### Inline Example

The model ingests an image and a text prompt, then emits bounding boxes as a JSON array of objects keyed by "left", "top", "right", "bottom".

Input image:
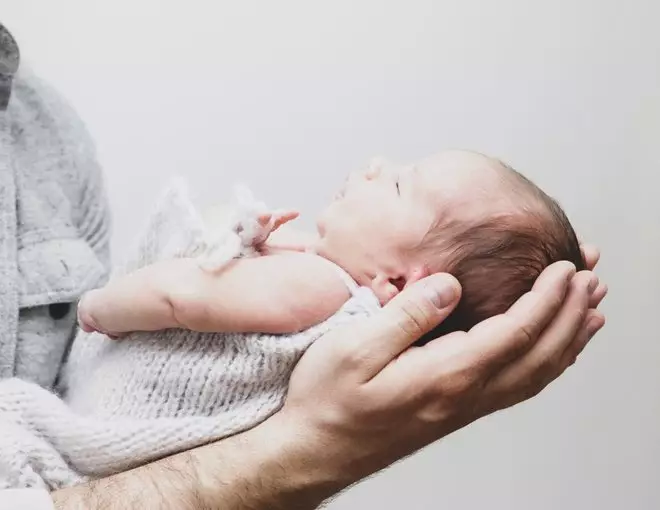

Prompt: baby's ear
[
  {"left": 371, "top": 265, "right": 428, "bottom": 304},
  {"left": 370, "top": 274, "right": 401, "bottom": 305},
  {"left": 403, "top": 265, "right": 429, "bottom": 288}
]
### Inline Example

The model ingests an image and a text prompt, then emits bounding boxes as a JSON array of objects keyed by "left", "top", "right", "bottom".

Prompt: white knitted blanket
[{"left": 0, "top": 181, "right": 380, "bottom": 490}]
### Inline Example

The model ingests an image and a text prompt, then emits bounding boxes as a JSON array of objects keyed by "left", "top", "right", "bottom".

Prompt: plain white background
[{"left": 5, "top": 1, "right": 660, "bottom": 508}]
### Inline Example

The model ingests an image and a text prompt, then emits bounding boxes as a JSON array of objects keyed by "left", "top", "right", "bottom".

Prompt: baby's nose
[{"left": 365, "top": 157, "right": 387, "bottom": 180}]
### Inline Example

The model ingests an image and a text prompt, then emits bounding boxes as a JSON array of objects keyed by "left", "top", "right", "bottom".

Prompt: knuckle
[
  {"left": 396, "top": 300, "right": 432, "bottom": 338},
  {"left": 510, "top": 318, "right": 536, "bottom": 349},
  {"left": 495, "top": 316, "right": 532, "bottom": 358},
  {"left": 433, "top": 367, "right": 480, "bottom": 408},
  {"left": 343, "top": 346, "right": 370, "bottom": 371},
  {"left": 448, "top": 367, "right": 479, "bottom": 396},
  {"left": 573, "top": 303, "right": 587, "bottom": 324},
  {"left": 517, "top": 322, "right": 536, "bottom": 344},
  {"left": 334, "top": 334, "right": 376, "bottom": 372}
]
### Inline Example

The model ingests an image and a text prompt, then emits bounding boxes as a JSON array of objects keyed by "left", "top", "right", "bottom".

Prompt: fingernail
[
  {"left": 588, "top": 275, "right": 599, "bottom": 293},
  {"left": 424, "top": 278, "right": 457, "bottom": 309}
]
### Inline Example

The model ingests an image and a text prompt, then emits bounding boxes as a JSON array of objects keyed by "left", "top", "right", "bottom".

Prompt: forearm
[
  {"left": 79, "top": 253, "right": 349, "bottom": 336},
  {"left": 51, "top": 414, "right": 344, "bottom": 510}
]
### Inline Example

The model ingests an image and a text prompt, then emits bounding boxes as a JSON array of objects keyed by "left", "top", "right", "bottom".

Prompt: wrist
[{"left": 194, "top": 412, "right": 349, "bottom": 509}]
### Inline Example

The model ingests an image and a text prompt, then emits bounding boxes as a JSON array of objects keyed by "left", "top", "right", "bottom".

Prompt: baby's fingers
[
  {"left": 272, "top": 210, "right": 299, "bottom": 230},
  {"left": 257, "top": 210, "right": 299, "bottom": 231},
  {"left": 257, "top": 213, "right": 273, "bottom": 227}
]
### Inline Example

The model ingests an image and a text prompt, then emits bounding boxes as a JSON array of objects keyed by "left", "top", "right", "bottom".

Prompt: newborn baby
[
  {"left": 81, "top": 149, "right": 585, "bottom": 343},
  {"left": 0, "top": 150, "right": 585, "bottom": 489}
]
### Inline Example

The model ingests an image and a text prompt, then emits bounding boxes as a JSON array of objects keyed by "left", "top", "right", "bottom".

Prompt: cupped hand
[{"left": 275, "top": 261, "right": 605, "bottom": 487}]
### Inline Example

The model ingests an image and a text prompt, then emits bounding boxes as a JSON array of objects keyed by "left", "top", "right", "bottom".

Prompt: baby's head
[{"left": 316, "top": 150, "right": 585, "bottom": 341}]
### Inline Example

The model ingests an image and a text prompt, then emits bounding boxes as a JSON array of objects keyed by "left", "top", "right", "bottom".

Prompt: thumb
[
  {"left": 257, "top": 213, "right": 272, "bottom": 227},
  {"left": 349, "top": 273, "right": 461, "bottom": 380}
]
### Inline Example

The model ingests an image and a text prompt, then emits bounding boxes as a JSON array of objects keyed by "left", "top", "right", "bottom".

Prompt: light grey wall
[{"left": 5, "top": 1, "right": 660, "bottom": 508}]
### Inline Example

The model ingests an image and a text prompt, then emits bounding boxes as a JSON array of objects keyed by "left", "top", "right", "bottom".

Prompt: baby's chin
[
  {"left": 311, "top": 222, "right": 328, "bottom": 256},
  {"left": 315, "top": 204, "right": 333, "bottom": 238}
]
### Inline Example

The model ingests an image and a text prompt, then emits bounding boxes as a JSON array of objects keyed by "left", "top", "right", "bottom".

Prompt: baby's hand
[
  {"left": 198, "top": 207, "right": 300, "bottom": 272},
  {"left": 76, "top": 259, "right": 202, "bottom": 338},
  {"left": 77, "top": 291, "right": 126, "bottom": 339},
  {"left": 253, "top": 209, "right": 299, "bottom": 248}
]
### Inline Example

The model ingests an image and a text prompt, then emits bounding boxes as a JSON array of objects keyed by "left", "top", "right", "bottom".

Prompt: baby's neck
[{"left": 266, "top": 226, "right": 358, "bottom": 271}]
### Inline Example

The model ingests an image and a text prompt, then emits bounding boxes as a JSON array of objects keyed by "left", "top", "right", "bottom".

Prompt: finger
[
  {"left": 437, "top": 261, "right": 575, "bottom": 377},
  {"left": 486, "top": 271, "right": 595, "bottom": 404},
  {"left": 589, "top": 283, "right": 608, "bottom": 308},
  {"left": 517, "top": 271, "right": 595, "bottom": 367},
  {"left": 502, "top": 261, "right": 577, "bottom": 342},
  {"left": 558, "top": 310, "right": 605, "bottom": 371},
  {"left": 580, "top": 244, "right": 600, "bottom": 270},
  {"left": 585, "top": 310, "right": 606, "bottom": 338},
  {"left": 342, "top": 273, "right": 461, "bottom": 381},
  {"left": 257, "top": 213, "right": 272, "bottom": 227},
  {"left": 386, "top": 262, "right": 576, "bottom": 397},
  {"left": 272, "top": 210, "right": 300, "bottom": 230},
  {"left": 274, "top": 209, "right": 300, "bottom": 221}
]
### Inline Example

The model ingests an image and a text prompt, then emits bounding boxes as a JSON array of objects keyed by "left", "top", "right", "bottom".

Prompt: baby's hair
[{"left": 414, "top": 163, "right": 586, "bottom": 346}]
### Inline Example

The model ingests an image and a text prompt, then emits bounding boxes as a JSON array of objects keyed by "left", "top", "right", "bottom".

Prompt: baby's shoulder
[{"left": 270, "top": 251, "right": 382, "bottom": 331}]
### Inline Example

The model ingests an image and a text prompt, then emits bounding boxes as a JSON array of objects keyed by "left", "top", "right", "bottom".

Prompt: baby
[
  {"left": 81, "top": 149, "right": 585, "bottom": 344},
  {"left": 0, "top": 150, "right": 585, "bottom": 490}
]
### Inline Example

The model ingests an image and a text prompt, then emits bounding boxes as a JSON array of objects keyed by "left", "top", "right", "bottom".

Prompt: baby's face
[{"left": 316, "top": 150, "right": 509, "bottom": 302}]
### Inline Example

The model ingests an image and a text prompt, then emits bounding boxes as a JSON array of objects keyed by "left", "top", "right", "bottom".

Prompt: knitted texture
[
  {"left": 0, "top": 66, "right": 111, "bottom": 388},
  {"left": 0, "top": 181, "right": 380, "bottom": 490}
]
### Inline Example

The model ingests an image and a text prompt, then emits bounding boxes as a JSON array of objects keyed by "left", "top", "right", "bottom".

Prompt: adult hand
[{"left": 272, "top": 260, "right": 605, "bottom": 489}]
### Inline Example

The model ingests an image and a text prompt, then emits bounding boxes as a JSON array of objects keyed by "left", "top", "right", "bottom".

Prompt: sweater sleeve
[
  {"left": 16, "top": 66, "right": 113, "bottom": 274},
  {"left": 0, "top": 489, "right": 54, "bottom": 510},
  {"left": 74, "top": 138, "right": 112, "bottom": 274}
]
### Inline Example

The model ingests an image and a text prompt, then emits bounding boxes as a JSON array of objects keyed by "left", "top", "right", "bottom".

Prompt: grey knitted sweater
[
  {"left": 0, "top": 180, "right": 380, "bottom": 490},
  {"left": 0, "top": 66, "right": 111, "bottom": 389}
]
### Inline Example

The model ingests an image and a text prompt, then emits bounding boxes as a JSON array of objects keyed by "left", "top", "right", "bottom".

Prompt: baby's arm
[{"left": 78, "top": 253, "right": 351, "bottom": 336}]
